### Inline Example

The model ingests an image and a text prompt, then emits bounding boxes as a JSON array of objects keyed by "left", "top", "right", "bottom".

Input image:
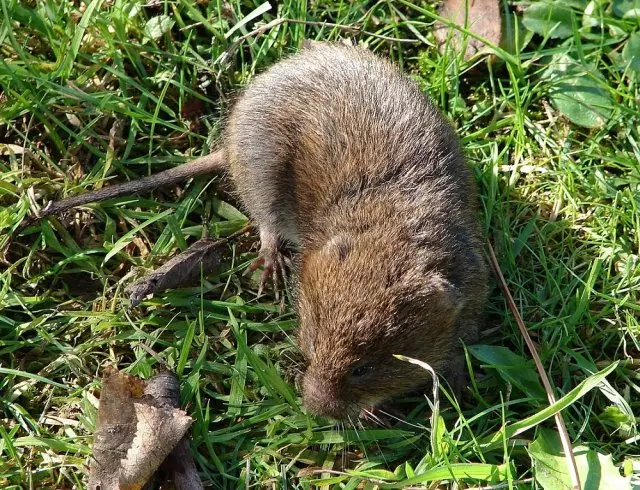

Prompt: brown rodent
[
  {"left": 226, "top": 42, "right": 487, "bottom": 419},
  {"left": 29, "top": 41, "right": 487, "bottom": 421}
]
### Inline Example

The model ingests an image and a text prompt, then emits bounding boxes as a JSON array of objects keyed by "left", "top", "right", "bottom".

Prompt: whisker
[
  {"left": 340, "top": 421, "right": 348, "bottom": 471},
  {"left": 362, "top": 408, "right": 386, "bottom": 428},
  {"left": 349, "top": 414, "right": 371, "bottom": 463},
  {"left": 376, "top": 409, "right": 426, "bottom": 429},
  {"left": 371, "top": 422, "right": 388, "bottom": 468},
  {"left": 348, "top": 415, "right": 359, "bottom": 442}
]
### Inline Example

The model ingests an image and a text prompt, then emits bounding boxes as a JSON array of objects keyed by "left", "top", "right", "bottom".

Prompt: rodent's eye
[{"left": 350, "top": 365, "right": 373, "bottom": 378}]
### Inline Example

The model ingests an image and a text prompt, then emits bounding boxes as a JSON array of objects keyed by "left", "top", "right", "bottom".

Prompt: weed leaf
[
  {"left": 469, "top": 345, "right": 546, "bottom": 400},
  {"left": 544, "top": 55, "right": 613, "bottom": 128},
  {"left": 145, "top": 15, "right": 175, "bottom": 41},
  {"left": 530, "top": 428, "right": 631, "bottom": 490},
  {"left": 612, "top": 0, "right": 640, "bottom": 18},
  {"left": 523, "top": 2, "right": 578, "bottom": 39},
  {"left": 623, "top": 33, "right": 640, "bottom": 73}
]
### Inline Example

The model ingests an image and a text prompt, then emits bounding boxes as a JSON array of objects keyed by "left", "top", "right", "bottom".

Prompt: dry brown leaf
[
  {"left": 88, "top": 367, "right": 145, "bottom": 490},
  {"left": 0, "top": 143, "right": 28, "bottom": 156},
  {"left": 125, "top": 237, "right": 226, "bottom": 306},
  {"left": 145, "top": 371, "right": 204, "bottom": 490},
  {"left": 433, "top": 0, "right": 502, "bottom": 61},
  {"left": 125, "top": 225, "right": 252, "bottom": 307},
  {"left": 119, "top": 403, "right": 193, "bottom": 490},
  {"left": 87, "top": 368, "right": 202, "bottom": 490}
]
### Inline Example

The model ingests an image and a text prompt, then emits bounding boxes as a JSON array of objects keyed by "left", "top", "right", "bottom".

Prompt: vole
[{"left": 29, "top": 41, "right": 488, "bottom": 421}]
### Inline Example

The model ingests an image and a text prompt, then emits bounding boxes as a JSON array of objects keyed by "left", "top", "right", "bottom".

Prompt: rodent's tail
[{"left": 21, "top": 150, "right": 225, "bottom": 227}]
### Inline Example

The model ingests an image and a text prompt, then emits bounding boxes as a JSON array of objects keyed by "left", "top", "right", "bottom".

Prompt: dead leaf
[
  {"left": 88, "top": 367, "right": 145, "bottom": 490},
  {"left": 433, "top": 0, "right": 502, "bottom": 61},
  {"left": 0, "top": 143, "right": 28, "bottom": 156},
  {"left": 125, "top": 225, "right": 252, "bottom": 307},
  {"left": 119, "top": 403, "right": 193, "bottom": 490},
  {"left": 88, "top": 368, "right": 202, "bottom": 490},
  {"left": 125, "top": 237, "right": 226, "bottom": 306},
  {"left": 144, "top": 371, "right": 204, "bottom": 490}
]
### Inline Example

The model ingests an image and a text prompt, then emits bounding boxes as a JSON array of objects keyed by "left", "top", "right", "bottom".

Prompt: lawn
[{"left": 1, "top": 1, "right": 639, "bottom": 488}]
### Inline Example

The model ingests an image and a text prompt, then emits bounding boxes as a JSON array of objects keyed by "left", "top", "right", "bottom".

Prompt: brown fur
[{"left": 225, "top": 42, "right": 488, "bottom": 420}]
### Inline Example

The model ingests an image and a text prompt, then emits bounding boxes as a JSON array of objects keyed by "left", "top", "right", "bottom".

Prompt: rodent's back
[{"left": 227, "top": 43, "right": 477, "bottom": 238}]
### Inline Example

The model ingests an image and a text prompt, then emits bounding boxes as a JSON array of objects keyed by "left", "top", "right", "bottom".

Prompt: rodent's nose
[{"left": 302, "top": 373, "right": 349, "bottom": 421}]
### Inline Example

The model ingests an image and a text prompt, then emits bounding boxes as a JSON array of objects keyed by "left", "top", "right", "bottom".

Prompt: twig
[
  {"left": 486, "top": 240, "right": 580, "bottom": 490},
  {"left": 212, "top": 223, "right": 254, "bottom": 244}
]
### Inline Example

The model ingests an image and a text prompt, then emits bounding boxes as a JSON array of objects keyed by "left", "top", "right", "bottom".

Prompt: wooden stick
[{"left": 486, "top": 240, "right": 580, "bottom": 490}]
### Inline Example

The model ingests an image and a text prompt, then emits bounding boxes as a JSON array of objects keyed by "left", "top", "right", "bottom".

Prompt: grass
[{"left": 1, "top": 0, "right": 639, "bottom": 488}]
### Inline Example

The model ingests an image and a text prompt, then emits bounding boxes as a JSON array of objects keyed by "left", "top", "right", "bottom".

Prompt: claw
[
  {"left": 244, "top": 255, "right": 264, "bottom": 276},
  {"left": 247, "top": 230, "right": 291, "bottom": 299}
]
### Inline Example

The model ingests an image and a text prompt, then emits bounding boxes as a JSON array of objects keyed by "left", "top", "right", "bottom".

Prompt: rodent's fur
[
  {"left": 32, "top": 42, "right": 487, "bottom": 421},
  {"left": 225, "top": 42, "right": 487, "bottom": 419}
]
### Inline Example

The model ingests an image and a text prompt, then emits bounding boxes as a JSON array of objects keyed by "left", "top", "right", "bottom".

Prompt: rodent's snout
[{"left": 302, "top": 371, "right": 354, "bottom": 421}]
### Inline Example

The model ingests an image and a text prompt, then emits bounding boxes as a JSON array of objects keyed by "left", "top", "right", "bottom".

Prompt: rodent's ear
[
  {"left": 321, "top": 234, "right": 354, "bottom": 262},
  {"left": 427, "top": 273, "right": 465, "bottom": 316}
]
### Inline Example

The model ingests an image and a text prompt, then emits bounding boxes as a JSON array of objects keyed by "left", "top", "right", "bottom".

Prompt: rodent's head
[{"left": 297, "top": 232, "right": 464, "bottom": 421}]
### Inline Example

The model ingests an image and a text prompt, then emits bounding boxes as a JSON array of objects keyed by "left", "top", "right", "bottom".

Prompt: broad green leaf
[
  {"left": 144, "top": 15, "right": 175, "bottom": 41},
  {"left": 625, "top": 9, "right": 640, "bottom": 19},
  {"left": 612, "top": 0, "right": 640, "bottom": 18},
  {"left": 544, "top": 54, "right": 613, "bottom": 128},
  {"left": 622, "top": 33, "right": 640, "bottom": 73},
  {"left": 530, "top": 428, "right": 631, "bottom": 490},
  {"left": 522, "top": 3, "right": 577, "bottom": 39},
  {"left": 468, "top": 345, "right": 546, "bottom": 400},
  {"left": 582, "top": 0, "right": 603, "bottom": 28}
]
